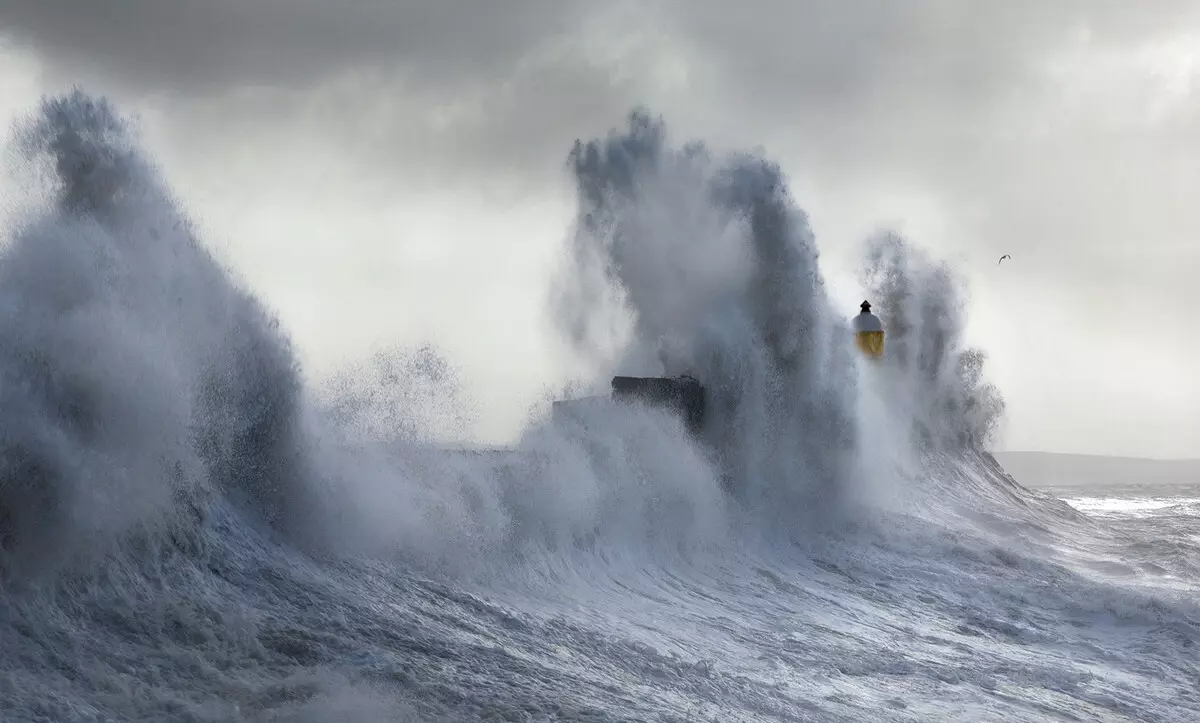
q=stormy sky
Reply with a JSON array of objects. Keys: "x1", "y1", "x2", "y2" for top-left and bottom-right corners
[{"x1": 1, "y1": 1, "x2": 1196, "y2": 458}]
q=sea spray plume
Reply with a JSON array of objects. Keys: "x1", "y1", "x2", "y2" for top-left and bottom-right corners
[
  {"x1": 29, "y1": 93, "x2": 135, "y2": 217},
  {"x1": 0, "y1": 89, "x2": 318, "y2": 572},
  {"x1": 859, "y1": 232, "x2": 1005, "y2": 453},
  {"x1": 305, "y1": 344, "x2": 728, "y2": 570},
  {"x1": 552, "y1": 109, "x2": 857, "y2": 522},
  {"x1": 505, "y1": 400, "x2": 729, "y2": 559},
  {"x1": 192, "y1": 293, "x2": 313, "y2": 541},
  {"x1": 319, "y1": 344, "x2": 476, "y2": 447}
]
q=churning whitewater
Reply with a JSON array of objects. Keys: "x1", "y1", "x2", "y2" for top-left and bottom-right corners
[{"x1": 0, "y1": 91, "x2": 1197, "y2": 722}]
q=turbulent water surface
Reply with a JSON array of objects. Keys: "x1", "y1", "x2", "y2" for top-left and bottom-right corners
[{"x1": 1, "y1": 92, "x2": 1197, "y2": 722}]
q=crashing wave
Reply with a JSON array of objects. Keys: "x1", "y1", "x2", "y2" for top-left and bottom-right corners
[{"x1": 0, "y1": 90, "x2": 317, "y2": 574}]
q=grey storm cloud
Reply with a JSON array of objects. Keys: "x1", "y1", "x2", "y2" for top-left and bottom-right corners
[
  {"x1": 0, "y1": 0, "x2": 589, "y2": 92},
  {"x1": 4, "y1": 0, "x2": 1198, "y2": 297},
  {"x1": 677, "y1": 1, "x2": 1200, "y2": 106},
  {"x1": 5, "y1": 0, "x2": 1199, "y2": 188},
  {"x1": 4, "y1": 0, "x2": 1199, "y2": 272},
  {"x1": 5, "y1": 0, "x2": 1194, "y2": 97}
]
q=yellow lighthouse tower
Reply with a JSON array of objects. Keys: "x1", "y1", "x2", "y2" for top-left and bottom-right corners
[{"x1": 852, "y1": 300, "x2": 885, "y2": 359}]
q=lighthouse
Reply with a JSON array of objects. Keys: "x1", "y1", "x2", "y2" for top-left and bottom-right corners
[{"x1": 852, "y1": 300, "x2": 885, "y2": 359}]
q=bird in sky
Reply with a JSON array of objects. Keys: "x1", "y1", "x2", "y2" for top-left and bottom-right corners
[{"x1": 998, "y1": 254, "x2": 1011, "y2": 264}]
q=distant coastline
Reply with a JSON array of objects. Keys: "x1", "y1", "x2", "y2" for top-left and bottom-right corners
[{"x1": 995, "y1": 451, "x2": 1200, "y2": 491}]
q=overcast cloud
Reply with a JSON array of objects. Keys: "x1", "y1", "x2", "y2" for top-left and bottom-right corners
[{"x1": 0, "y1": 1, "x2": 1197, "y2": 457}]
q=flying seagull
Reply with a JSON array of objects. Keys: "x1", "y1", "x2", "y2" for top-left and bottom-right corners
[{"x1": 998, "y1": 254, "x2": 1011, "y2": 264}]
